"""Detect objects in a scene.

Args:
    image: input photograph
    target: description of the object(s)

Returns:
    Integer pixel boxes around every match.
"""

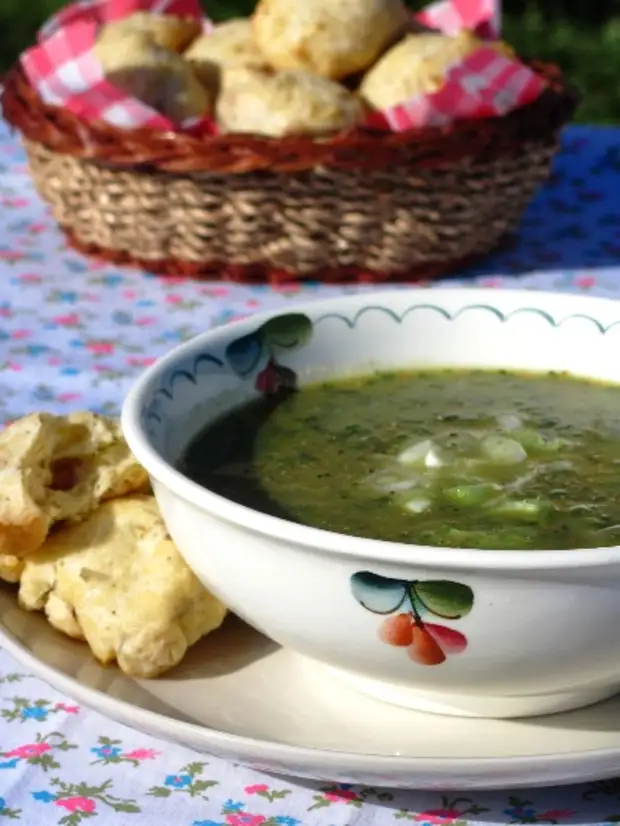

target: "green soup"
[179,369,620,550]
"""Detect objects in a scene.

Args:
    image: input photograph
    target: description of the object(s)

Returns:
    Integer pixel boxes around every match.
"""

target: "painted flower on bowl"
[351,572,474,665]
[225,313,313,395]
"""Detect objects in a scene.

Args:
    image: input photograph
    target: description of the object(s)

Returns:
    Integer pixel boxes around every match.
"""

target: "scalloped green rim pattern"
[141,303,620,433]
[312,304,620,333]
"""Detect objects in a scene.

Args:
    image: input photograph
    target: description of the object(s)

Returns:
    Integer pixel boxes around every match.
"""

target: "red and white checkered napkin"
[21,0,213,133]
[20,0,546,135]
[370,0,547,131]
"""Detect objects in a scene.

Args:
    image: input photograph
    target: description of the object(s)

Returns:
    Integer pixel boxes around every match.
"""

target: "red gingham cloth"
[416,0,500,39]
[20,0,546,134]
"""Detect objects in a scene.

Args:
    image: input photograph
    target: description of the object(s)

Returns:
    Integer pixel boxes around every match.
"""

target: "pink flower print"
[122,290,139,299]
[57,393,82,403]
[10,330,31,339]
[87,342,115,355]
[415,810,462,824]
[135,316,156,327]
[3,197,29,208]
[244,784,269,794]
[28,222,46,233]
[127,356,156,368]
[166,293,183,305]
[5,362,22,372]
[540,810,575,820]
[54,703,79,713]
[47,357,62,366]
[274,283,301,294]
[19,273,42,283]
[5,742,52,759]
[575,275,596,289]
[55,797,96,814]
[123,748,159,760]
[53,313,80,326]
[324,790,359,802]
[226,815,266,826]
[205,286,231,297]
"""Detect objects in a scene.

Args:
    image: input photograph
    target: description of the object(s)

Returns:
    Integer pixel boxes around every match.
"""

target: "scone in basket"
[1,0,578,283]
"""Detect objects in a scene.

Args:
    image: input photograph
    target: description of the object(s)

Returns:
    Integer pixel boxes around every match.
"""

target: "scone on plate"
[19,496,228,678]
[216,67,364,138]
[185,19,267,92]
[252,0,409,80]
[94,27,213,121]
[100,11,202,53]
[0,555,24,584]
[360,31,515,110]
[0,411,148,557]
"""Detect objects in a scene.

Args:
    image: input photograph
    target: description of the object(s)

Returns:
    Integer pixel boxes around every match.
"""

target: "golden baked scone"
[252,0,409,80]
[360,31,515,110]
[216,67,364,137]
[0,412,148,557]
[19,496,228,679]
[101,12,202,53]
[0,555,23,584]
[94,27,213,121]
[185,19,267,91]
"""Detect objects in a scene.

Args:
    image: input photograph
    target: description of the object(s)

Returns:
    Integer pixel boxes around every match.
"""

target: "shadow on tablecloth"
[460,125,620,279]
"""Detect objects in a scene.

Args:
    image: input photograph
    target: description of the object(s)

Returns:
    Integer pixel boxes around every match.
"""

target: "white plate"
[2,583,620,790]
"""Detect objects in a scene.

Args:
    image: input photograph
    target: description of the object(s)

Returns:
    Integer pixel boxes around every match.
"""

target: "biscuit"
[216,67,364,137]
[252,0,409,80]
[0,412,149,557]
[102,12,202,53]
[19,496,228,679]
[0,555,24,584]
[95,27,213,121]
[185,19,267,91]
[360,31,515,110]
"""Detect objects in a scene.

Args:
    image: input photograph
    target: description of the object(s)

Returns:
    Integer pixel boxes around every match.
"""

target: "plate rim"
[3,623,620,790]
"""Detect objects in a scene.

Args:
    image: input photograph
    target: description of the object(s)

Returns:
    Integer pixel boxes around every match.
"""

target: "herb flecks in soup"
[179,369,620,550]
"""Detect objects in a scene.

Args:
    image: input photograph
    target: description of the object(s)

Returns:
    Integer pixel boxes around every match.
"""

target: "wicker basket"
[1,62,578,283]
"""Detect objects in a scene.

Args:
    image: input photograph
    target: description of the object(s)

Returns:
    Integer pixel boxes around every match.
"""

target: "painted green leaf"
[184,761,207,777]
[192,779,217,793]
[148,787,171,798]
[412,581,474,620]
[225,333,264,378]
[351,572,407,615]
[260,313,313,350]
[112,802,141,813]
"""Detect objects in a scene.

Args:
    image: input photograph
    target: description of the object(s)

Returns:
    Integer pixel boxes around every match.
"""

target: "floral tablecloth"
[1,118,620,824]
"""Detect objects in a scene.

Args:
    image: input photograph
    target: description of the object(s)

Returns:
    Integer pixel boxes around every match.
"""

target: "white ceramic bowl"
[122,288,620,720]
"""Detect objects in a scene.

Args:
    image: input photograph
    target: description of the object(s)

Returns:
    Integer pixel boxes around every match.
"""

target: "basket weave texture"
[2,62,578,283]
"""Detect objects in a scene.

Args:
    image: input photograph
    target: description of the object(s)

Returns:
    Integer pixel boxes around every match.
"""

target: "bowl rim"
[121,286,620,573]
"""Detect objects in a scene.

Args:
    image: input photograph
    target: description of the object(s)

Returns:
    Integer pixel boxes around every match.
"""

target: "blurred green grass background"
[1,0,617,123]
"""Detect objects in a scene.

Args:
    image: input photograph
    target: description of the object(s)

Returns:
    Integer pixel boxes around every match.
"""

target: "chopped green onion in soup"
[442,483,502,507]
[487,498,552,522]
[480,435,527,465]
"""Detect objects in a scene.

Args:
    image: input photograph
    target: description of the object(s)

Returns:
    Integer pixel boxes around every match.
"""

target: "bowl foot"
[319,665,620,719]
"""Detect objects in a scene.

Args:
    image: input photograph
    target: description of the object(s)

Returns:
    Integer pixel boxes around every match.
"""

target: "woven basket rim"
[1,60,579,174]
